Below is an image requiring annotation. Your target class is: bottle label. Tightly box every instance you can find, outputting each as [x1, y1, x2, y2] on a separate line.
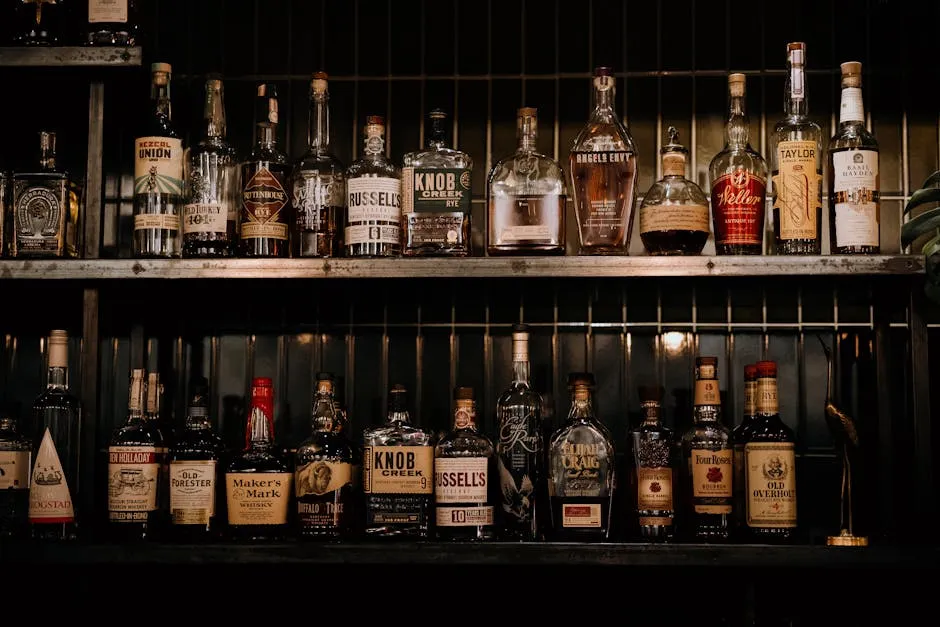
[135, 137, 184, 196]
[744, 380, 757, 416]
[346, 177, 402, 246]
[553, 440, 611, 498]
[134, 213, 180, 232]
[240, 167, 290, 241]
[694, 378, 720, 406]
[562, 503, 601, 528]
[662, 153, 686, 177]
[745, 442, 797, 528]
[89, 0, 129, 23]
[839, 87, 864, 124]
[363, 446, 433, 494]
[711, 168, 766, 246]
[169, 460, 216, 525]
[295, 460, 355, 528]
[757, 377, 779, 414]
[108, 446, 159, 521]
[773, 140, 821, 241]
[489, 194, 565, 247]
[639, 203, 709, 234]
[690, 448, 733, 514]
[182, 203, 227, 234]
[294, 172, 344, 231]
[29, 429, 74, 523]
[434, 457, 488, 503]
[436, 505, 494, 527]
[402, 167, 471, 215]
[0, 450, 30, 489]
[225, 472, 292, 525]
[13, 182, 67, 254]
[636, 466, 673, 513]
[833, 150, 879, 248]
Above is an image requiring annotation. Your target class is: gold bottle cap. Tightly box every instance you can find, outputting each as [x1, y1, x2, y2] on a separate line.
[841, 61, 863, 88]
[311, 71, 329, 97]
[517, 108, 538, 139]
[206, 74, 223, 91]
[728, 73, 746, 98]
[151, 62, 172, 74]
[48, 330, 68, 368]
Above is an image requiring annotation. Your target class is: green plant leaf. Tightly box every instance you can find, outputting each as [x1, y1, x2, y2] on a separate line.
[921, 170, 940, 190]
[903, 187, 940, 216]
[924, 233, 940, 259]
[901, 206, 940, 249]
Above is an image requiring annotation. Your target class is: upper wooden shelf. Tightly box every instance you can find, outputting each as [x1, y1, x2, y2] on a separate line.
[0, 46, 141, 67]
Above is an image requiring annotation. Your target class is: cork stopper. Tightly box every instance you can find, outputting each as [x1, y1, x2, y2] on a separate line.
[695, 356, 718, 380]
[728, 73, 746, 98]
[787, 42, 806, 65]
[841, 61, 862, 88]
[661, 126, 688, 177]
[593, 66, 614, 92]
[205, 72, 223, 91]
[517, 107, 538, 139]
[744, 364, 758, 381]
[151, 62, 172, 74]
[756, 360, 777, 377]
[638, 385, 664, 403]
[48, 330, 68, 368]
[311, 71, 329, 97]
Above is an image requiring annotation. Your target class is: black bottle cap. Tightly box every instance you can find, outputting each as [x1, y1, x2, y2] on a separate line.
[638, 385, 664, 402]
[454, 386, 474, 401]
[695, 356, 718, 366]
[317, 372, 335, 382]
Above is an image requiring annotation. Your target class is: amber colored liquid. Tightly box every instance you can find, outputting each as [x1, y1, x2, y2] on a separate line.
[487, 194, 565, 255]
[569, 153, 637, 253]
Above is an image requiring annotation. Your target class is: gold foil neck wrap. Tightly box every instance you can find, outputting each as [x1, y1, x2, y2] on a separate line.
[517, 107, 538, 139]
[573, 387, 591, 401]
[841, 62, 862, 88]
[48, 330, 68, 368]
[662, 152, 686, 177]
[128, 369, 146, 412]
[511, 331, 529, 362]
[311, 72, 329, 97]
[728, 73, 746, 97]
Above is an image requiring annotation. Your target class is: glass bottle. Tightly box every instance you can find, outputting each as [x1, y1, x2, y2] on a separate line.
[0, 409, 32, 539]
[682, 356, 733, 541]
[84, 0, 138, 45]
[402, 109, 473, 256]
[639, 127, 710, 255]
[293, 72, 345, 258]
[295, 373, 360, 539]
[29, 330, 81, 541]
[495, 324, 544, 540]
[362, 384, 433, 538]
[569, 67, 638, 254]
[168, 377, 224, 541]
[828, 61, 880, 254]
[183, 76, 239, 258]
[345, 116, 402, 257]
[709, 73, 768, 255]
[11, 131, 70, 258]
[134, 63, 184, 258]
[145, 372, 172, 527]
[238, 84, 292, 258]
[0, 172, 7, 256]
[732, 363, 758, 533]
[434, 386, 498, 541]
[630, 385, 675, 542]
[548, 373, 615, 541]
[11, 0, 64, 45]
[225, 377, 292, 540]
[487, 108, 566, 255]
[743, 361, 797, 542]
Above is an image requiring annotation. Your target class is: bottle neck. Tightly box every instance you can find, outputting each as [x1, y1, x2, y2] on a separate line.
[453, 400, 477, 431]
[185, 407, 211, 431]
[568, 393, 594, 422]
[839, 84, 865, 125]
[312, 390, 337, 432]
[427, 117, 448, 149]
[757, 376, 779, 418]
[726, 95, 749, 147]
[246, 405, 275, 450]
[512, 358, 531, 386]
[206, 89, 226, 139]
[256, 123, 276, 149]
[694, 405, 720, 423]
[744, 379, 758, 418]
[591, 86, 617, 123]
[363, 132, 385, 158]
[309, 94, 330, 152]
[784, 61, 807, 117]
[519, 130, 537, 153]
[40, 148, 56, 171]
[640, 400, 662, 425]
[0, 415, 16, 431]
[153, 83, 172, 122]
[47, 366, 68, 391]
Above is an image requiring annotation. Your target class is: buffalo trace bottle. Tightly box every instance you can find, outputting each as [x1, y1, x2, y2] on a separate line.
[434, 387, 497, 541]
[225, 377, 292, 540]
[11, 132, 70, 258]
[345, 116, 402, 257]
[709, 73, 768, 255]
[743, 361, 797, 542]
[682, 356, 733, 541]
[0, 408, 31, 538]
[630, 385, 675, 542]
[732, 364, 758, 533]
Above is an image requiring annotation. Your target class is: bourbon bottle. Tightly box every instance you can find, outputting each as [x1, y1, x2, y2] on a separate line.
[732, 364, 758, 533]
[630, 385, 675, 541]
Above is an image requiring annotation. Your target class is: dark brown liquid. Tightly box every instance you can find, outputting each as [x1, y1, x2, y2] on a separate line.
[238, 161, 292, 258]
[641, 229, 708, 255]
[569, 153, 637, 253]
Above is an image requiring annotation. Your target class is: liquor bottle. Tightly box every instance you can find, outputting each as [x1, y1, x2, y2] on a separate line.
[771, 43, 823, 255]
[495, 324, 544, 540]
[638, 127, 710, 255]
[548, 373, 615, 541]
[183, 76, 239, 258]
[295, 373, 359, 539]
[345, 116, 402, 257]
[743, 361, 797, 541]
[11, 131, 70, 258]
[29, 330, 81, 541]
[682, 356, 733, 541]
[569, 67, 638, 254]
[108, 368, 164, 540]
[134, 63, 184, 258]
[362, 384, 433, 537]
[225, 377, 292, 540]
[168, 377, 224, 541]
[488, 108, 566, 255]
[434, 387, 497, 541]
[0, 172, 8, 256]
[828, 61, 880, 254]
[709, 74, 768, 255]
[402, 109, 473, 256]
[630, 385, 675, 542]
[238, 84, 292, 258]
[11, 0, 64, 45]
[293, 72, 345, 258]
[145, 372, 171, 525]
[0, 409, 32, 539]
[84, 0, 138, 45]
[732, 364, 758, 532]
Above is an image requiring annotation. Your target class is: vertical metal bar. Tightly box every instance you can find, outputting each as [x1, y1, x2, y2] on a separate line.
[520, 0, 526, 104]
[351, 0, 360, 161]
[346, 303, 356, 431]
[386, 0, 393, 156]
[79, 288, 99, 520]
[415, 302, 424, 426]
[552, 283, 561, 420]
[909, 287, 934, 525]
[874, 285, 896, 540]
[84, 82, 104, 258]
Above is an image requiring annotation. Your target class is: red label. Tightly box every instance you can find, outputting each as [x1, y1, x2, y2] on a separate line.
[565, 506, 591, 516]
[246, 384, 275, 448]
[711, 167, 766, 246]
[108, 451, 158, 464]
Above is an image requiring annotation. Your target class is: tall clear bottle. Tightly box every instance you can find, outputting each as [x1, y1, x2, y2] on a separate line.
[134, 63, 184, 258]
[630, 385, 675, 542]
[0, 408, 31, 538]
[345, 116, 402, 257]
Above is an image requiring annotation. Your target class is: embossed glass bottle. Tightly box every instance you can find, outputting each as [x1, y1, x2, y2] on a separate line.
[11, 131, 70, 258]
[345, 116, 402, 257]
[630, 385, 675, 541]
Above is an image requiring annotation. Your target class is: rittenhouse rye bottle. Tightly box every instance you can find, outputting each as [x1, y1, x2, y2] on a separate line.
[225, 377, 292, 540]
[732, 364, 758, 532]
[295, 373, 360, 539]
[709, 73, 768, 255]
[434, 387, 497, 541]
[362, 385, 433, 538]
[402, 109, 473, 256]
[828, 61, 880, 254]
[569, 67, 638, 254]
[0, 409, 31, 538]
[345, 116, 402, 257]
[548, 373, 615, 541]
[630, 385, 675, 542]
[496, 324, 544, 540]
[744, 361, 797, 542]
[682, 356, 733, 541]
[11, 131, 70, 258]
[84, 0, 138, 45]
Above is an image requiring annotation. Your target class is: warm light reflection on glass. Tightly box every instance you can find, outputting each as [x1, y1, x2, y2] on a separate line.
[662, 332, 686, 355]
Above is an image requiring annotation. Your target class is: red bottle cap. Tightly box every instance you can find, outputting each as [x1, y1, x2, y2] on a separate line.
[744, 364, 759, 380]
[756, 361, 777, 377]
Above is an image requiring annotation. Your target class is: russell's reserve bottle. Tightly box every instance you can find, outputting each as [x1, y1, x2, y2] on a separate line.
[345, 116, 402, 257]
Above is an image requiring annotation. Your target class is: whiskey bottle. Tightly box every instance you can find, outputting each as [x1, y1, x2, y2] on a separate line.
[363, 385, 433, 537]
[11, 131, 70, 258]
[11, 0, 64, 45]
[0, 408, 32, 539]
[771, 42, 823, 255]
[828, 62, 880, 254]
[345, 116, 402, 257]
[295, 373, 359, 539]
[84, 0, 138, 46]
[569, 67, 638, 254]
[29, 330, 81, 541]
[134, 63, 184, 258]
[0, 172, 8, 256]
[238, 84, 292, 257]
[732, 364, 758, 532]
[495, 324, 544, 540]
[402, 109, 473, 256]
[682, 356, 733, 541]
[709, 74, 768, 255]
[630, 385, 675, 542]
[225, 377, 292, 540]
[183, 76, 239, 258]
[168, 377, 224, 541]
[548, 373, 615, 541]
[743, 361, 797, 541]
[293, 73, 345, 258]
[434, 387, 497, 541]
[145, 372, 171, 526]
[639, 127, 710, 255]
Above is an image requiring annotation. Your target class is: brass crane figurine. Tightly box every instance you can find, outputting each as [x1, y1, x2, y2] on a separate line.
[817, 335, 868, 547]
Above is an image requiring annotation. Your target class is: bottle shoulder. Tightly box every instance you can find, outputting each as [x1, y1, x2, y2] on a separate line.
[191, 138, 238, 161]
[489, 151, 565, 187]
[571, 116, 637, 153]
[0, 428, 31, 451]
[296, 432, 358, 463]
[140, 115, 180, 140]
[744, 416, 796, 443]
[364, 421, 432, 446]
[551, 419, 614, 449]
[227, 447, 289, 473]
[435, 428, 495, 458]
[294, 150, 345, 176]
[347, 157, 401, 179]
[169, 428, 223, 457]
[641, 176, 709, 206]
[109, 421, 163, 447]
[245, 146, 289, 166]
[496, 383, 544, 410]
[828, 124, 879, 151]
[404, 146, 473, 170]
[709, 146, 769, 179]
[33, 387, 82, 409]
[682, 420, 732, 445]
